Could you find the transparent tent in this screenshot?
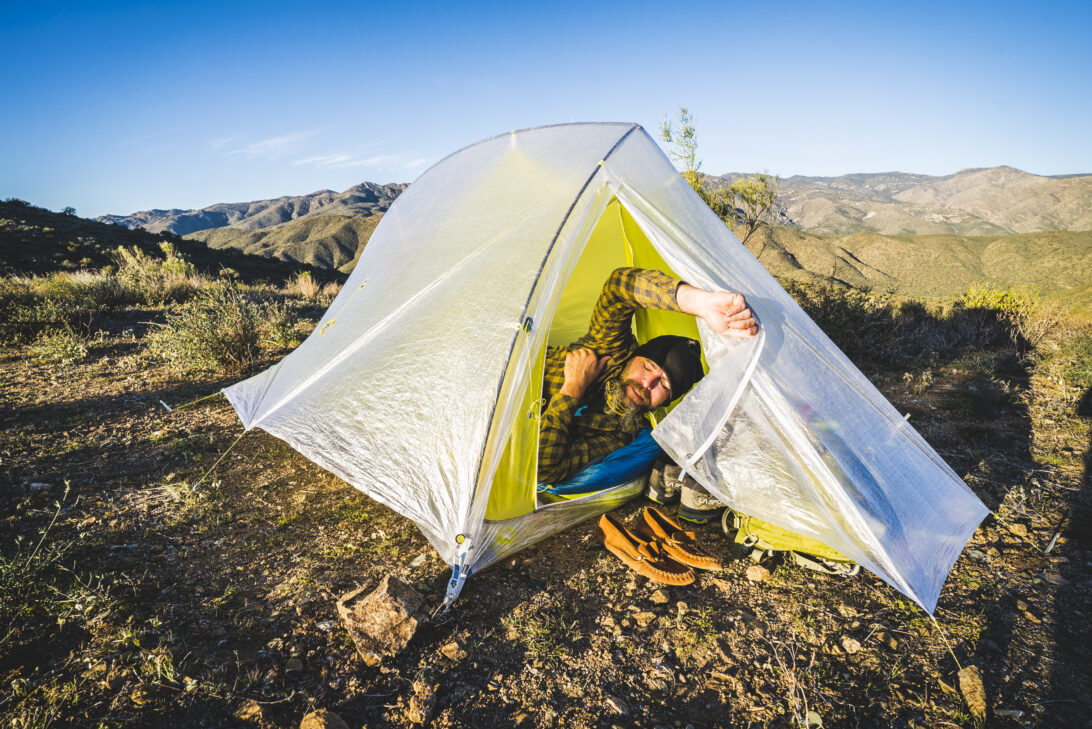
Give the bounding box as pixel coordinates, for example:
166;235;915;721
224;123;989;613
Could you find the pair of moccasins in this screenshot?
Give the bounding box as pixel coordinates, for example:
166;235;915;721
597;506;723;586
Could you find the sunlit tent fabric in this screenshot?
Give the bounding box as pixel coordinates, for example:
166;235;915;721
223;123;989;613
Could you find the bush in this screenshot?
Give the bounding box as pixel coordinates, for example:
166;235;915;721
0;276;107;345
959;282;1051;349
288;271;321;300
781;279;1020;365
262;299;301;349
146;281;261;374
30;328;90;364
111;243;201;305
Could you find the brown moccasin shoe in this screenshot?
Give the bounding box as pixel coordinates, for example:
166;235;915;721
640;506;724;571
597;514;695;586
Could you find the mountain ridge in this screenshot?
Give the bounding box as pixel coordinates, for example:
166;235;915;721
97;182;406;236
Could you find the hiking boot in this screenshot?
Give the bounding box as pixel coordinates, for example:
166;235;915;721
678;476;725;525
646;459;682;504
597;514;695;586
638;506;724;571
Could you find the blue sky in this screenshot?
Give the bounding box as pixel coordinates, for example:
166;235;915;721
2;0;1089;218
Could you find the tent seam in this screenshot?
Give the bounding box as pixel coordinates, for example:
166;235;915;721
462;123;640;552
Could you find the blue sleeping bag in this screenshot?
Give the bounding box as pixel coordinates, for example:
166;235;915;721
537;427;664;499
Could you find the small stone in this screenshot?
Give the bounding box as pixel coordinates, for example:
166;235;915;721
316;619;336;632
299;709;350;729
409;553;428;568
30;482;51;493
958;665;987;722
1042;572;1069;586
440;641;464;661
1024;611;1041;624
634;611;657;627
650;589;670;605
234;699;264;723
675;601;688;617
836;605;857;619
1016;599;1029;612
406;681;436;724
841;636;861;654
1007;523;1028;537
745;565;770;582
605;695;630;715
130;685;153;706
874;631;898;650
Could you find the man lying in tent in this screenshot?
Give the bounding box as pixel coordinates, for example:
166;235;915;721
536;267;758;521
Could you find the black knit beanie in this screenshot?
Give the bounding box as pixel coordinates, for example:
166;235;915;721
632;335;704;401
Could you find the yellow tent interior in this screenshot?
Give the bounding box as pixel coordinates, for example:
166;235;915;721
484;199;705;521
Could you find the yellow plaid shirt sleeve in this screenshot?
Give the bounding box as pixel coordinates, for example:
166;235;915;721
537;267;683;484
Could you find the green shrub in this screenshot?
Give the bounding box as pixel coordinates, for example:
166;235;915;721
0;278;82;345
1054;330;1092;392
262;299;301;349
30;328;90;364
147;281;261;374
111;243;201;305
35;270;131;309
781;280;1017;364
959;282;1051;349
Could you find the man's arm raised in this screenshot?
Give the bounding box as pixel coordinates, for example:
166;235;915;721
675;284;759;338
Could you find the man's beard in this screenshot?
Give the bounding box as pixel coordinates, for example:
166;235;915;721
604;377;650;431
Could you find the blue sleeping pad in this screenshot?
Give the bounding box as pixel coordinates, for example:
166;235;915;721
537;428;664;498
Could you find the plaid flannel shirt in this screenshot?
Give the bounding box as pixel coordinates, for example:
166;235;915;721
537;267;683;484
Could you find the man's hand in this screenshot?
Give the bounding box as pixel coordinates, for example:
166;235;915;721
559;348;611;400
676;284;758;338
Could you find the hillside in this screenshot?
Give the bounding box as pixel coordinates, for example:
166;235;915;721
711;166;1092;236
97;182;405;236
0;199;341;284
185;214;381;273
743;225;1092;318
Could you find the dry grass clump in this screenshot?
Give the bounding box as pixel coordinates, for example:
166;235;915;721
286;271;321;300
111;242;203;305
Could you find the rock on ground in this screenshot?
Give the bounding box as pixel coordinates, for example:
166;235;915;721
337;574;428;665
406;681;436;724
958;664;988;722
299;709;350;729
745;565;770;582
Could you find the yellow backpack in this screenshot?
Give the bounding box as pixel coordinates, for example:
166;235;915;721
724;510;860;576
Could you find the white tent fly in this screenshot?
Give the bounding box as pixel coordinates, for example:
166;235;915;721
223;123;989;613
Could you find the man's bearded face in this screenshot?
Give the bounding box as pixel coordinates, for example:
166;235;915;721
619;356;672;409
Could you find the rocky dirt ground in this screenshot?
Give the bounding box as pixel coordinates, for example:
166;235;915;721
2;306;1090;729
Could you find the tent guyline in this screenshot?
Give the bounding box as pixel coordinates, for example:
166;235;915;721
220;122;988;614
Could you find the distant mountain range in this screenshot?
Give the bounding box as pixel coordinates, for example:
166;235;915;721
97;182;405;235
94;166;1091;283
709;166;1092;236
